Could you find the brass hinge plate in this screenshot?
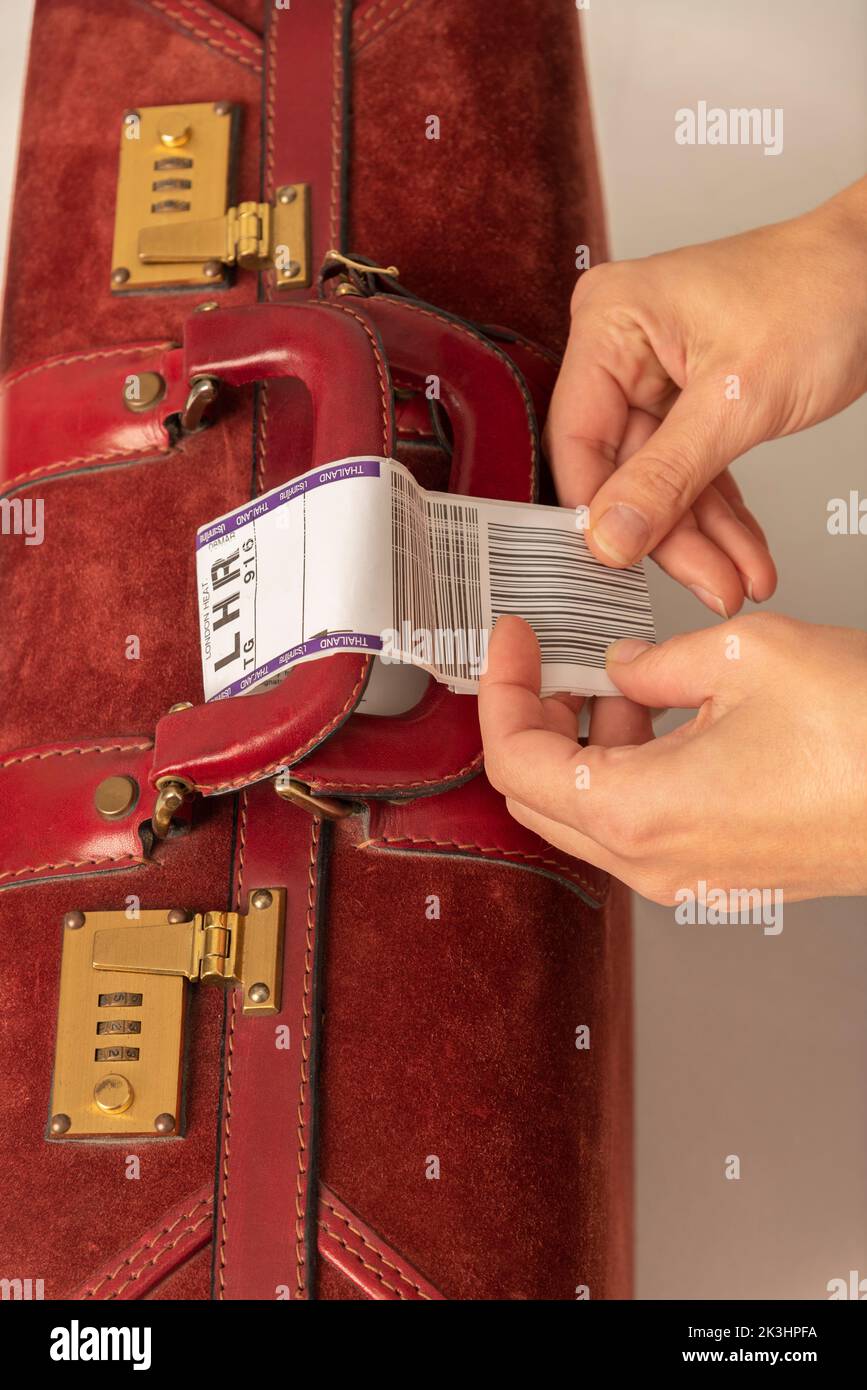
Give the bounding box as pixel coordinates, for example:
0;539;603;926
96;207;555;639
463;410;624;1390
110;102;310;292
49;890;284;1139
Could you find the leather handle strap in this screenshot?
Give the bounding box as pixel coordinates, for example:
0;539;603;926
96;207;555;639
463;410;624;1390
151;295;544;800
150;301;393;797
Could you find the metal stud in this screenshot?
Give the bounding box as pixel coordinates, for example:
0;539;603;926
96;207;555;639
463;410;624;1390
122;371;166;414
250;890;273;911
154;1113;176;1134
213;101;232;116
248;983;270;1005
63;910;85;931
158;117;191;148
168;701;194;713
277;186;297;205
111;267;130;286
50;1114;71;1135
94;774;139;820
202;259;222;279
167;908;191;924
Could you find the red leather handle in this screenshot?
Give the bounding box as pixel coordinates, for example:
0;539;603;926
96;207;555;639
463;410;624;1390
183;301;392;465
151;297;546;798
151;301;392;795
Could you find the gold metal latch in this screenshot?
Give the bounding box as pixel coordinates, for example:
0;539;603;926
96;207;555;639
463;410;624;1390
111;102;310;292
49;890;284;1139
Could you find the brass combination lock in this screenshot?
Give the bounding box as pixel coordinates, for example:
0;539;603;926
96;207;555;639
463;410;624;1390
48;891;284;1139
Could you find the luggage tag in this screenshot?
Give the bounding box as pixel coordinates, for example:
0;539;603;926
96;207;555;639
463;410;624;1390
195;458;655;703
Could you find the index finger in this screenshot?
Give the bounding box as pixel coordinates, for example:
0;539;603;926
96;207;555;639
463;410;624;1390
544;327;629;508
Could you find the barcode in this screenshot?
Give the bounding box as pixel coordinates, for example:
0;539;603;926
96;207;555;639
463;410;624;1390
487;521;655;669
390;468;484;682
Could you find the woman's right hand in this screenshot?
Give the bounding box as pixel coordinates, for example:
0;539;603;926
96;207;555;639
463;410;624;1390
546;176;867;618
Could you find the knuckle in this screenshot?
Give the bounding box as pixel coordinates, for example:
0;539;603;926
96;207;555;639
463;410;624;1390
730;610;794;648
569;263;608;311
638;450;699;512
569;261;632;315
595;797;647;858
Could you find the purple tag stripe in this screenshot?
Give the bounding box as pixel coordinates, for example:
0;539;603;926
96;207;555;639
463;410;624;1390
209;631;384;701
196;458;382;549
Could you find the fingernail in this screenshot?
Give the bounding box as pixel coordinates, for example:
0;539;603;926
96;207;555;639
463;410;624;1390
738;571;756;602
591;504;651;564
689;584;729;619
606;638;653;664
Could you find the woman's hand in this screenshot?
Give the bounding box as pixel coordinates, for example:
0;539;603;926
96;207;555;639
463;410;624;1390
479;613;867;903
547;177;867;618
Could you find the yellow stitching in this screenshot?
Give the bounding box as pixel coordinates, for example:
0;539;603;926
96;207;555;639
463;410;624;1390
294;818;320;1297
1;448;173;497
0;343;173;392
319;1199;432;1299
359;832;606;902
217;789;247;1298
0;853;143;883
146;0;262;71
83;1194;213;1298
353;0;420;49
0;741;152;770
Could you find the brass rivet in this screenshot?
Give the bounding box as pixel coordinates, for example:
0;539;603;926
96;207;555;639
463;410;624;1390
248;983;270;1005
123;371;166;414
94;1074;134;1114
193;301;219;313
251;890;272;911
202;260;222;279
111;267;130;286
277;186;297;205
63;910;85;931
213;101;232;116
159;116;192;148
94;774;139;821
167;908;191;924
154;1113;176;1134
168;701;194;713
50;1114;71;1135
282;260;301;279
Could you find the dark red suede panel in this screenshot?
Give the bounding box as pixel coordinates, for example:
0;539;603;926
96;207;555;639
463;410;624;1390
0;396;253;751
0;793;234;1298
350;0;608;352
316;820;632;1300
1;0;262;374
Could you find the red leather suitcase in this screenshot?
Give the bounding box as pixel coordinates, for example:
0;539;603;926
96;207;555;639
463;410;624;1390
0;0;629;1301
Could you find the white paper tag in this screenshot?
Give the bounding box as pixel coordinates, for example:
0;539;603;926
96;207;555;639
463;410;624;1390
195;457;655;702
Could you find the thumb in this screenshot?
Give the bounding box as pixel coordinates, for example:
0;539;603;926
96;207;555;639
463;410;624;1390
605;626;740;708
586;380;753;567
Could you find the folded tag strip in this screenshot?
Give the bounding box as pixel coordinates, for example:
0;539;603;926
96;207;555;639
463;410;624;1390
195;457;655;702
